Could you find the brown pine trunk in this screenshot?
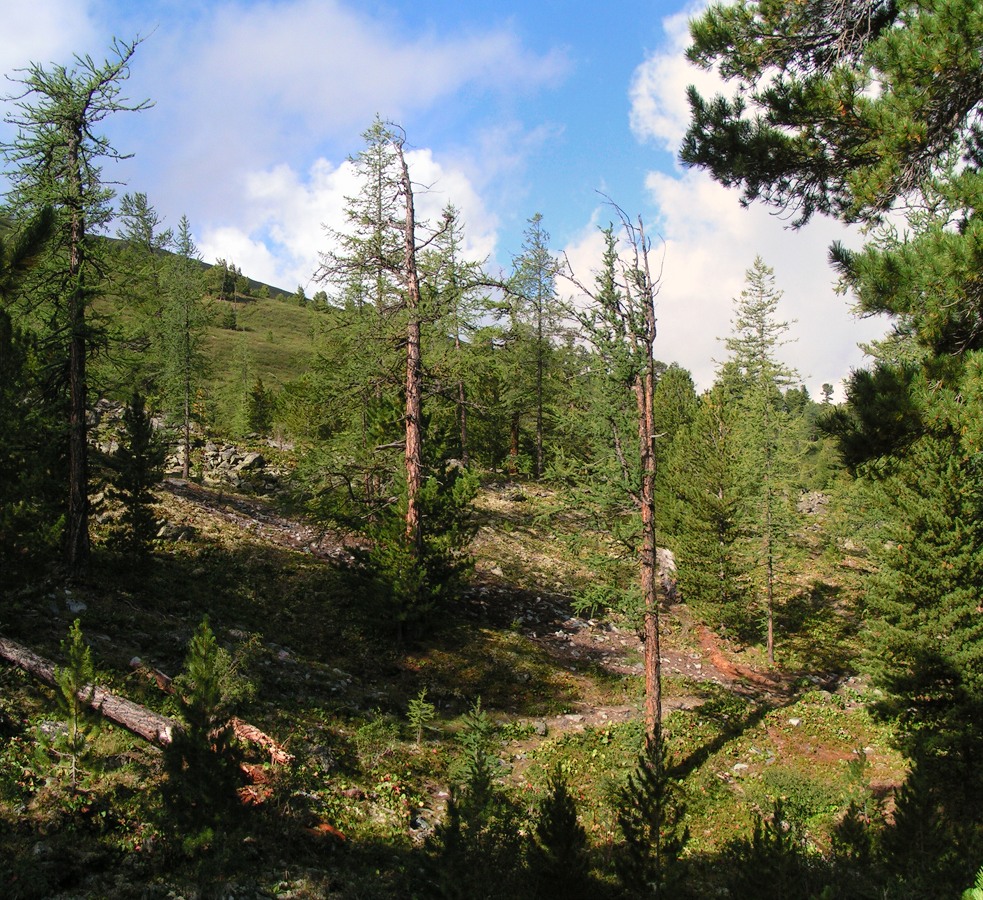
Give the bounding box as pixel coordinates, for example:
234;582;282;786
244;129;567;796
65;128;90;578
396;142;423;555
509;416;520;475
635;217;662;762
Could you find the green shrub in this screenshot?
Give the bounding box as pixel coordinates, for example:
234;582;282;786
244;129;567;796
162;619;243;838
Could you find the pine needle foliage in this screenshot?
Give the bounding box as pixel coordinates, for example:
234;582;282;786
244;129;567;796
109;390;164;560
527;767;592;899
407;687;436;746
725;799;821;900
615;739;689;896
426;699;523;899
163;619;242;837
51;619;99;791
963;865;983;900
358;465;477;640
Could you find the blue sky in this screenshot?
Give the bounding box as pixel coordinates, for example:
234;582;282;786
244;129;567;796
1;0;886;394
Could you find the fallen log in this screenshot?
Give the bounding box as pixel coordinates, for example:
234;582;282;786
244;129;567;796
0;634;177;746
230;716;293;765
130;659;293;765
0;635;292;764
2;633;341;833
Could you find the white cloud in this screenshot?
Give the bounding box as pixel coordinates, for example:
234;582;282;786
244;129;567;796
646;168;887;396
108;0;559;295
0;0;99;77
126;0;565;221
190;0;567;136
629;2;720;152
199;225;282;286
199;147;499;292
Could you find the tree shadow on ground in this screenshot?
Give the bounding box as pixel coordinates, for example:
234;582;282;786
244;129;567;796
778;580;861;676
664;682;801;784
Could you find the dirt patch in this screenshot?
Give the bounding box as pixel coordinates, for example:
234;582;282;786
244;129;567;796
163;479;796;729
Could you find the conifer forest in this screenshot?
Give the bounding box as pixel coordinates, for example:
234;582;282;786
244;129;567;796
1;2;983;897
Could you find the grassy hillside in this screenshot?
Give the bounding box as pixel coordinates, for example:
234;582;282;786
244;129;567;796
91;251;323;432
202;293;320;431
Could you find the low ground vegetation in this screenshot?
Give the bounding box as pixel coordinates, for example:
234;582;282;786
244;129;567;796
0;472;918;898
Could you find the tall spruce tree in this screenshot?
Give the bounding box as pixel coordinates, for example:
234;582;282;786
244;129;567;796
1;37;149;577
662;384;748;630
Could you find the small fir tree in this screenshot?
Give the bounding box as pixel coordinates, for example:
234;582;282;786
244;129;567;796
725;799;820;900
615;739;689;896
247;376;275;435
110;390;164;560
51;619;99;791
527;767;592;898
407;687;436;746
163;619;242;838
426;698;523;898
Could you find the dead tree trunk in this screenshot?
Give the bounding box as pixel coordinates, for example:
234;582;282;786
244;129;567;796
0;635;293;765
395;138;423;556
0;635;176;745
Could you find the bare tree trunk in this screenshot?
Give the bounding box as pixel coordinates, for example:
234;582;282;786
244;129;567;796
635;217;662;762
0;635;176;745
535;300;544;480
65;129;90;578
509;416;520;475
396;141;423;555
637;368;661;762
182;352;192;480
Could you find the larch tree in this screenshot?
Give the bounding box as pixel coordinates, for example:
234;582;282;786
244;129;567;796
114;192;173;392
507;213;562;479
568;212;665;758
662;383;748;630
419;203;485;469
0;208;61;581
1;37;149;578
314;118;405;514
721;257;800;665
162;216;210;479
314;120;472;637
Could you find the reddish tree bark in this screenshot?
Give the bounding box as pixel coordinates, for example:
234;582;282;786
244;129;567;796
395;139;423;556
